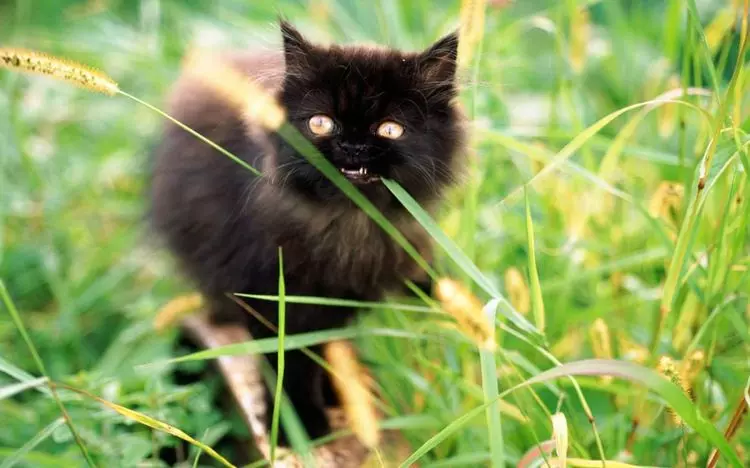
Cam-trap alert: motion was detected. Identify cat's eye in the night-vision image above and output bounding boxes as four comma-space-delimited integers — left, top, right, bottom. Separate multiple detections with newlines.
376, 121, 405, 140
308, 114, 335, 136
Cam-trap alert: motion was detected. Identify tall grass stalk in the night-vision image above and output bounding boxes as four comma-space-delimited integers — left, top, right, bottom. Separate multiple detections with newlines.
0, 281, 96, 467
657, 8, 749, 355
269, 249, 286, 462
479, 302, 504, 467
524, 187, 546, 333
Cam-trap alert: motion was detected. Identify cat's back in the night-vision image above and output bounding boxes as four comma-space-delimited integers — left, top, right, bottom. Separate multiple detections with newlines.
151, 48, 284, 204
162, 49, 284, 142
149, 50, 285, 287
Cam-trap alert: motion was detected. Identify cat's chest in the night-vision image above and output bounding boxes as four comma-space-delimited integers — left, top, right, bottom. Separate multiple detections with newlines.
283, 210, 424, 294
309, 211, 396, 268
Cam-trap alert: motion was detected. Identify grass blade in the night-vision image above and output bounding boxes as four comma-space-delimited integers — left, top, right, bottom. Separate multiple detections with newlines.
517, 440, 555, 468
684, 0, 722, 98
524, 187, 545, 332
0, 418, 66, 468
0, 376, 47, 400
404, 359, 743, 466
269, 248, 286, 462
257, 363, 314, 466
479, 302, 503, 467
498, 98, 713, 207
399, 403, 486, 467
149, 327, 426, 366
656, 146, 744, 355
0, 356, 45, 392
0, 280, 95, 467
59, 384, 235, 468
117, 90, 261, 176
383, 178, 540, 337
382, 179, 497, 297
236, 293, 435, 314
659, 0, 750, 343
511, 359, 743, 467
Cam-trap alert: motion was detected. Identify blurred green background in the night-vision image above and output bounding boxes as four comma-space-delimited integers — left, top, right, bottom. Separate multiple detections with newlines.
1, 0, 748, 466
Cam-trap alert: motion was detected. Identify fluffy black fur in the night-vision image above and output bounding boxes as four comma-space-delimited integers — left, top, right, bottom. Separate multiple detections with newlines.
150, 21, 465, 442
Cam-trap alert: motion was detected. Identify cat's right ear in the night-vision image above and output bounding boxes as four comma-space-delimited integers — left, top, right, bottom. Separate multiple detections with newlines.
418, 31, 459, 85
280, 20, 313, 72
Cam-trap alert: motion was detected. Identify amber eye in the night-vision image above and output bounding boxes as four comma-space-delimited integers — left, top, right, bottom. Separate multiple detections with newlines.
376, 121, 405, 139
308, 114, 335, 136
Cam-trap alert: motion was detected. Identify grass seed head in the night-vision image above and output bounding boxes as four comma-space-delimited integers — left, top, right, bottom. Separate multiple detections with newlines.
183, 52, 285, 131
153, 293, 204, 332
680, 349, 705, 390
648, 181, 684, 227
551, 329, 584, 359
569, 6, 591, 73
458, 0, 487, 69
435, 278, 497, 351
589, 318, 612, 359
504, 267, 530, 315
657, 355, 692, 425
324, 340, 380, 448
0, 48, 119, 95
589, 318, 613, 384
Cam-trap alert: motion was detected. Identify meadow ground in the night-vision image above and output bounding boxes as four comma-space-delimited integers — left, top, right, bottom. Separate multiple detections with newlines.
0, 0, 748, 466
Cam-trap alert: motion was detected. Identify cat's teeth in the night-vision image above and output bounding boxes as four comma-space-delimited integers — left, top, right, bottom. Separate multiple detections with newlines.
339, 167, 369, 178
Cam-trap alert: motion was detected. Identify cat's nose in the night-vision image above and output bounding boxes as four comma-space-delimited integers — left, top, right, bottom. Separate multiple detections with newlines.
336, 141, 367, 156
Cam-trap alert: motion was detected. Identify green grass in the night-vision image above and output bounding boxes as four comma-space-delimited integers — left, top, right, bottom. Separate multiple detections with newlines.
1, 0, 749, 467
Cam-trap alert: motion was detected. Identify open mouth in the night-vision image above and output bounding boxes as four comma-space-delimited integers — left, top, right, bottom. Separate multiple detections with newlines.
339, 166, 380, 184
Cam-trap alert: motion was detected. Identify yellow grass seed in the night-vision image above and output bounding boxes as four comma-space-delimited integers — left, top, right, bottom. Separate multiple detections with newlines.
153, 293, 204, 332
458, 0, 487, 69
680, 349, 705, 390
504, 267, 530, 315
569, 7, 591, 74
658, 355, 691, 425
589, 318, 613, 384
0, 48, 119, 95
183, 52, 285, 131
648, 181, 684, 226
435, 278, 497, 351
589, 319, 612, 359
551, 328, 584, 359
324, 340, 380, 448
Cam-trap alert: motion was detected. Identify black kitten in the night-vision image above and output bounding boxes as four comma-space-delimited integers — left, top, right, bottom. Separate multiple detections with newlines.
150, 21, 466, 442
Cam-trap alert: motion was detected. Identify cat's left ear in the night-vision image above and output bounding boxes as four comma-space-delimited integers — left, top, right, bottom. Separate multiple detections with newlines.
418, 32, 459, 85
280, 20, 314, 72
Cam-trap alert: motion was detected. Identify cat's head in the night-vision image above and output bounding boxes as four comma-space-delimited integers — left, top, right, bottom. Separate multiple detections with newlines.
274, 21, 465, 207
